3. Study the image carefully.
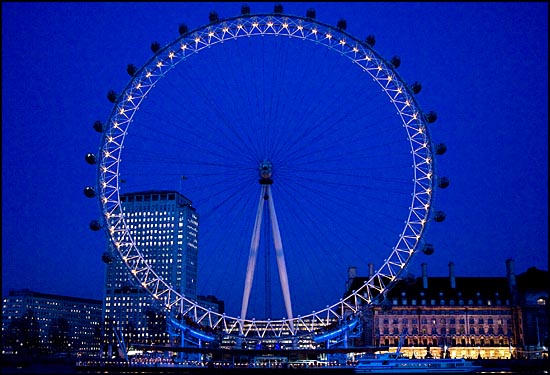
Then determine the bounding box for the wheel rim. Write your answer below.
[97,13,435,338]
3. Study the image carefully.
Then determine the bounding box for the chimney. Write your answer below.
[449,262,456,289]
[347,266,357,291]
[348,266,357,280]
[421,263,428,289]
[368,263,375,278]
[506,259,517,302]
[506,258,516,286]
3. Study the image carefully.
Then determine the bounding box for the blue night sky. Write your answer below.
[2,2,548,319]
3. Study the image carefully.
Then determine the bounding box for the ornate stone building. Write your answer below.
[346,259,548,359]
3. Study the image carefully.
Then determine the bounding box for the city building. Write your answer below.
[197,294,224,314]
[345,259,548,360]
[1,289,102,357]
[514,265,549,359]
[101,190,200,357]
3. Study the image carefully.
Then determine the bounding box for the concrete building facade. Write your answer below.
[1,289,102,357]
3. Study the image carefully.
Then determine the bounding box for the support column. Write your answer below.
[240,185,267,322]
[266,185,294,330]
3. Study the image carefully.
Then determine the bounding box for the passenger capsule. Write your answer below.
[425,111,438,123]
[85,153,96,165]
[434,211,446,222]
[337,19,347,30]
[126,64,137,76]
[411,81,422,94]
[93,120,104,133]
[179,23,189,35]
[365,35,376,47]
[89,220,101,231]
[209,11,219,23]
[390,56,401,68]
[435,143,447,155]
[422,243,435,255]
[306,8,316,19]
[101,252,114,264]
[274,4,283,13]
[438,177,450,189]
[107,90,117,103]
[241,4,251,15]
[150,41,161,53]
[84,186,96,198]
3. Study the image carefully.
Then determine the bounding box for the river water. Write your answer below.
[2,362,548,374]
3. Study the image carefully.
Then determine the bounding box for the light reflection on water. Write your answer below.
[3,364,548,375]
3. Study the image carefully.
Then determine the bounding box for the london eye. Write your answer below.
[85,4,448,346]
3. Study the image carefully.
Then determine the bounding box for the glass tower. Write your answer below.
[102,190,198,356]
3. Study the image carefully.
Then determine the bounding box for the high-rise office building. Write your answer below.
[102,190,199,356]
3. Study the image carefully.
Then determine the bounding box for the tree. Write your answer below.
[146,307,167,344]
[5,309,41,356]
[49,317,71,354]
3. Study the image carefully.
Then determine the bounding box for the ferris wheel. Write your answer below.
[85,4,448,343]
